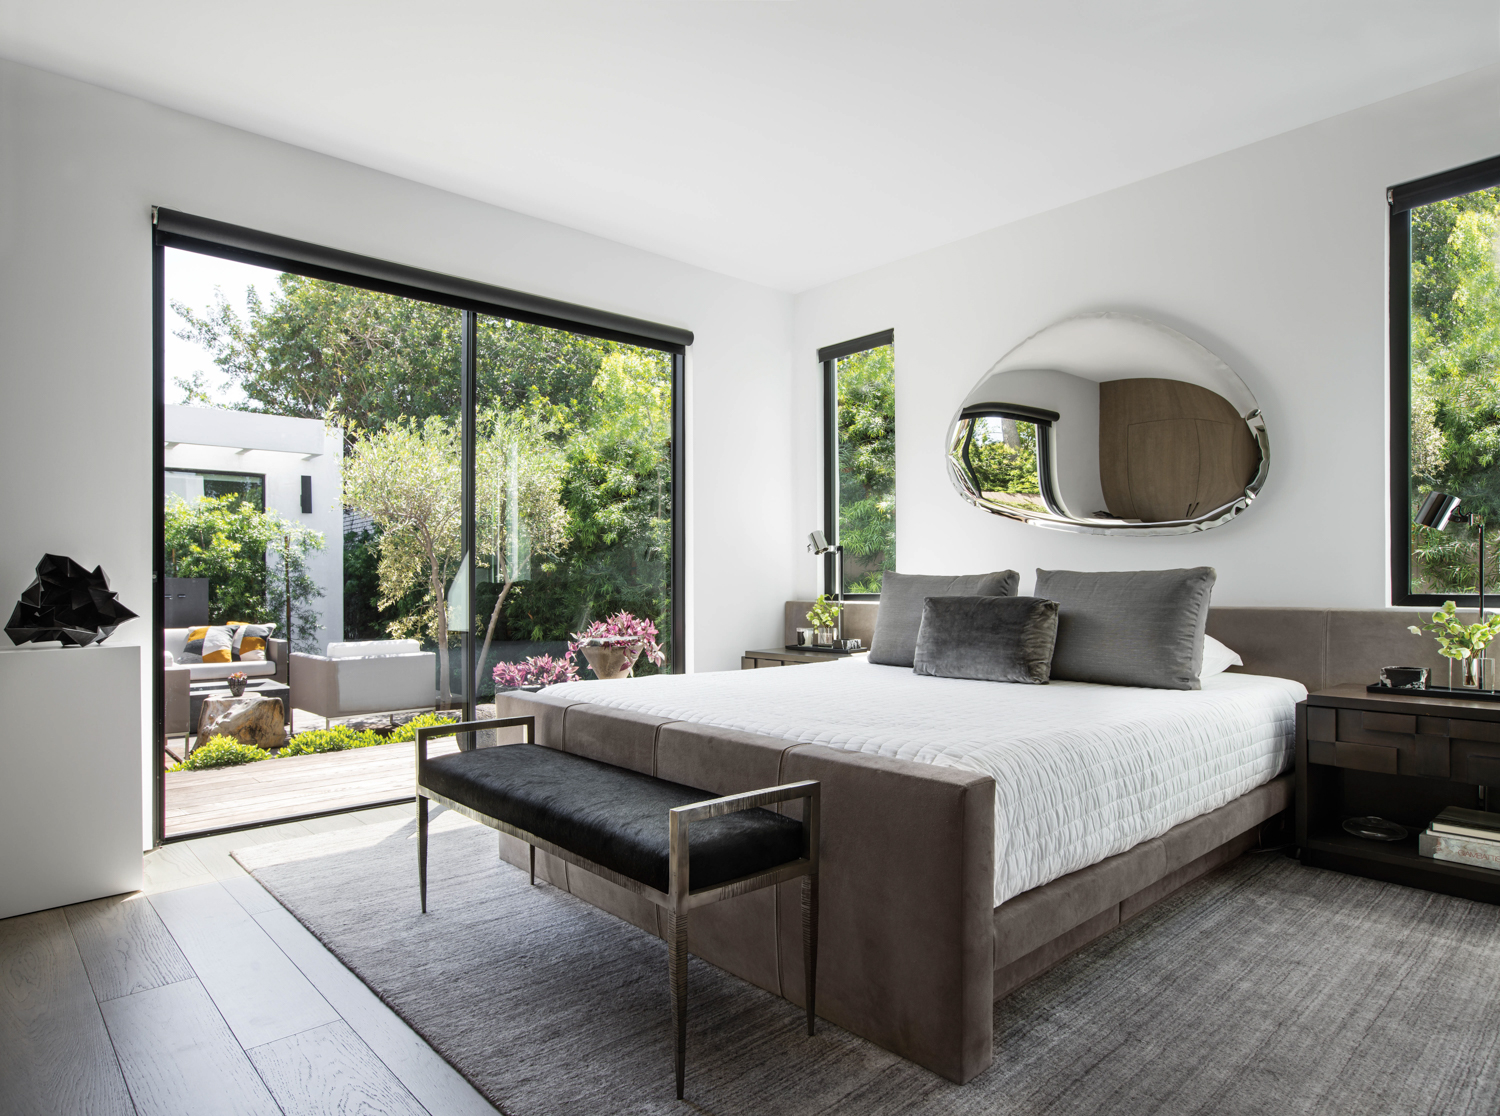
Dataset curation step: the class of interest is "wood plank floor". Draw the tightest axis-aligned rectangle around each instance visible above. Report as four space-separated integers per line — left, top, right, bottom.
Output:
164 738 461 837
0 805 498 1116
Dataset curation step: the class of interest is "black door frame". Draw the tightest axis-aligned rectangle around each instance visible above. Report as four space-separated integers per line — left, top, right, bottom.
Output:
151 212 689 845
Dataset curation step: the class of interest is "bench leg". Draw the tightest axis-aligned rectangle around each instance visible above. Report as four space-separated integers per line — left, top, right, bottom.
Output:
529 844 536 886
667 906 688 1100
802 874 818 1036
417 794 429 913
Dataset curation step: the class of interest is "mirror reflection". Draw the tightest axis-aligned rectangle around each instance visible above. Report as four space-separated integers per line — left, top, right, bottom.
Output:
947 313 1267 535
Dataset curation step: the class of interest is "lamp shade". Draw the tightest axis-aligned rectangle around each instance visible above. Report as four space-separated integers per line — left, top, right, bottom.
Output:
1416 491 1462 531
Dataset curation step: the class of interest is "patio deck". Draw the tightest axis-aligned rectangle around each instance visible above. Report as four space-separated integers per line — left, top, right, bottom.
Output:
164 735 462 837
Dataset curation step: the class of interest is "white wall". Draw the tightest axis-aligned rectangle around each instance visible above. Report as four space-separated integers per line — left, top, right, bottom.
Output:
0 59 796 850
164 407 344 651
793 65 1500 605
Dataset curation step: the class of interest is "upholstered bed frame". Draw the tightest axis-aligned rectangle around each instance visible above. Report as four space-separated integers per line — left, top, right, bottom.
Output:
489 605 1453 1084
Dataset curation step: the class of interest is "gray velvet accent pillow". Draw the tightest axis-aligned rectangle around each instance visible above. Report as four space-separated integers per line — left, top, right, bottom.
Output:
912 596 1059 684
868 570 1020 667
1034 567 1216 690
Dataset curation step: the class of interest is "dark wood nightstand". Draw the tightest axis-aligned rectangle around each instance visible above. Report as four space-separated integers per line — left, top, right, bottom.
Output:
1298 684 1500 903
741 648 867 669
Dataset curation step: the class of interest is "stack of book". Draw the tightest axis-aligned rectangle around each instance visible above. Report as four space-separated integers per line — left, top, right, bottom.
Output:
1419 807 1500 871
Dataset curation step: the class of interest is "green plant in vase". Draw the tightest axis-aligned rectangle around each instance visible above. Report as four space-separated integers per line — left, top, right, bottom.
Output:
806 594 843 646
1408 601 1500 688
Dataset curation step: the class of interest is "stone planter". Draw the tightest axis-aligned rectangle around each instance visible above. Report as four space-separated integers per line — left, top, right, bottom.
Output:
581 643 640 680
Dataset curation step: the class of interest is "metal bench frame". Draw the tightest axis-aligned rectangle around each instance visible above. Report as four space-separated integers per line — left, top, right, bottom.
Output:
415 716 821 1099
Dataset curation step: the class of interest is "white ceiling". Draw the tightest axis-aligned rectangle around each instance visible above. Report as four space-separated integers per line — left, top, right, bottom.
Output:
1 1 1496 291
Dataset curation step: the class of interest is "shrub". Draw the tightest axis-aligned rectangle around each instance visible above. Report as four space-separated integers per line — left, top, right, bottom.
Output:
283 724 386 755
388 712 461 743
171 735 269 771
493 653 577 689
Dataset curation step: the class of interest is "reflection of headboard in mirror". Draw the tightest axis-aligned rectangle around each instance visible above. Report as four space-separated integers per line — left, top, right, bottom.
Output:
946 312 1268 536
1098 378 1260 522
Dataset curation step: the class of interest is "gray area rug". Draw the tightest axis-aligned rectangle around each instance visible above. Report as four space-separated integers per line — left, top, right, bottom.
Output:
235 813 1500 1116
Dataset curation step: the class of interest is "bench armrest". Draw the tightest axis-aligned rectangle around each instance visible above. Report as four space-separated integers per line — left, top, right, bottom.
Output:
671 780 820 905
415 715 536 780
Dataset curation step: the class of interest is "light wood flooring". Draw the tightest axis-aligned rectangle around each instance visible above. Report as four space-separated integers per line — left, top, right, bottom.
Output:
164 737 461 837
0 804 498 1116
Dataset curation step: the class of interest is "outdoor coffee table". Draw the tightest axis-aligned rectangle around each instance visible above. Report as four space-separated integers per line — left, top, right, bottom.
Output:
190 679 291 735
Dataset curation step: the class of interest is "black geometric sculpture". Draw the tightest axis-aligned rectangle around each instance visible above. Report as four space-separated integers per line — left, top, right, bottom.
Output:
5 553 138 647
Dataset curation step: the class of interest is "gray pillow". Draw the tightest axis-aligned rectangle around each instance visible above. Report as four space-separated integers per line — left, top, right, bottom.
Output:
912 596 1059 684
868 570 1019 667
1034 567 1216 690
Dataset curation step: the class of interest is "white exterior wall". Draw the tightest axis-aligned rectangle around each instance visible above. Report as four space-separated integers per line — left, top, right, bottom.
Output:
792 65 1500 607
164 406 343 651
0 58 796 851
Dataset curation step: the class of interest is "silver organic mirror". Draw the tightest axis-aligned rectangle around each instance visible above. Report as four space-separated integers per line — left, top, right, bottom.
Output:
947 312 1267 535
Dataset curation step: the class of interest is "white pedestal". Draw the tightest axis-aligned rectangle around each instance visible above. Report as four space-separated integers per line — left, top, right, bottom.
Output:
0 644 142 919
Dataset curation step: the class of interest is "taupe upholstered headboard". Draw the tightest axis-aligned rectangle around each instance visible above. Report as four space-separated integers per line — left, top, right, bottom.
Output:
785 601 1464 695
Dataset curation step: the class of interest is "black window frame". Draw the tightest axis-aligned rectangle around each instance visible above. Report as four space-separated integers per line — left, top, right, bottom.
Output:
819 329 895 600
152 209 689 844
1389 154 1500 606
163 467 267 512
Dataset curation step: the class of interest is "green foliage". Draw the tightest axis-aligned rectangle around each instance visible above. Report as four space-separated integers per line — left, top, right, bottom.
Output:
836 346 895 594
806 594 843 629
1407 600 1500 659
387 712 461 743
170 736 269 771
282 725 386 755
175 275 674 675
1408 190 1500 594
967 419 1041 497
163 493 325 650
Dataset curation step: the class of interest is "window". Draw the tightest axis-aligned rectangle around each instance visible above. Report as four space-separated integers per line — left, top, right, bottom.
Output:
153 209 687 842
820 331 895 597
1391 155 1500 604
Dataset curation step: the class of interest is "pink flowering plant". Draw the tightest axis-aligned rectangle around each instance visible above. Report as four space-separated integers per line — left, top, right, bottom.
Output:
568 611 666 669
492 652 579 689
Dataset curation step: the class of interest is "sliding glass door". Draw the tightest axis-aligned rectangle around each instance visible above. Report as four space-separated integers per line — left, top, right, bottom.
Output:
154 219 683 842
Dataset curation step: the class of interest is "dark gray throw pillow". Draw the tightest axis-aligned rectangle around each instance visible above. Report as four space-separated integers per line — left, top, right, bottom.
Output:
912 596 1059 684
1034 567 1216 690
868 570 1020 667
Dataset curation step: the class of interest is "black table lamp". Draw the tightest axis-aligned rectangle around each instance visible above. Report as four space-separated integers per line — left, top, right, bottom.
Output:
807 530 844 641
1415 491 1486 620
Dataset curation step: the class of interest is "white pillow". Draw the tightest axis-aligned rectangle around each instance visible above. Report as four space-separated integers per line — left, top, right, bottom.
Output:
1201 634 1243 678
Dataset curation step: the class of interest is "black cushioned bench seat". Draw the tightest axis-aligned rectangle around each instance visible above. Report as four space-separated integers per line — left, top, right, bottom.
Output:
423 743 804 893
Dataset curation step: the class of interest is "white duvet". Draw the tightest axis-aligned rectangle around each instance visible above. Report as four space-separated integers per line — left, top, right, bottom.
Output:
546 663 1308 906
543 660 1304 906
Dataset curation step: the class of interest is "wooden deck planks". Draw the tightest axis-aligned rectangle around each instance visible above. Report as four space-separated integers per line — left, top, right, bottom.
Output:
0 908 136 1116
165 738 460 837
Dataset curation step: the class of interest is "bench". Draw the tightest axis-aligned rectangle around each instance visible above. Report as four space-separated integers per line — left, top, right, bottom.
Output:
414 716 822 1099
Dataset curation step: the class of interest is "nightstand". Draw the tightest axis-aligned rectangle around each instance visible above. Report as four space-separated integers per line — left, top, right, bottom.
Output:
1298 684 1500 903
741 647 867 669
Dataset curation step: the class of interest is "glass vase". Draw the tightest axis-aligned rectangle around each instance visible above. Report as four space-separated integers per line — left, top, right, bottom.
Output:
1452 656 1495 690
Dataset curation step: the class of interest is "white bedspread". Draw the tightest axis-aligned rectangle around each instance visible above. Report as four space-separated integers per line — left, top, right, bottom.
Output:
543 660 1305 906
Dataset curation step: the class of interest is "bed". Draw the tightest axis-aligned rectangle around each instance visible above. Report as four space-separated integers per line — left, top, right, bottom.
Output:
488 605 1440 1083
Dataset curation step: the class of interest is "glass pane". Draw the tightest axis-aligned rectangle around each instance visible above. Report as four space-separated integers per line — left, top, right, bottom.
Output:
1408 187 1500 595
835 344 895 595
965 417 1045 515
473 316 673 696
163 247 462 835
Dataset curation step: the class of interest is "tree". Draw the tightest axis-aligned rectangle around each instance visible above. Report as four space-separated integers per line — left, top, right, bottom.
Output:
163 494 325 650
342 416 463 705
1409 189 1500 593
967 419 1041 501
836 346 895 594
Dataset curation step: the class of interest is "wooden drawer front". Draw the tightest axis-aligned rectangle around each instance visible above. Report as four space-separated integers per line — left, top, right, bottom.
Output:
1308 739 1337 767
1307 707 1336 743
1413 733 1452 779
1333 740 1399 774
1361 711 1416 735
1449 718 1500 744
